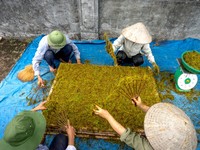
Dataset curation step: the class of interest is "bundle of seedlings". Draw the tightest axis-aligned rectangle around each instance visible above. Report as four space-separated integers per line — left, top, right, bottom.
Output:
103 33 118 66
17 65 34 82
26 80 50 105
116 75 149 105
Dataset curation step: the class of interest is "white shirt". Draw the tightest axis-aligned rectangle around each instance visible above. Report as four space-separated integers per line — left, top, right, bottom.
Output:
32 35 80 76
112 35 155 64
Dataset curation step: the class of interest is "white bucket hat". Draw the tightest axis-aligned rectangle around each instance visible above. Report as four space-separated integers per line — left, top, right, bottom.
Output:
122 22 152 44
144 103 197 150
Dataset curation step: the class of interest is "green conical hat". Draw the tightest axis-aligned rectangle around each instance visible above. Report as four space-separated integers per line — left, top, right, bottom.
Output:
47 30 66 50
0 111 46 150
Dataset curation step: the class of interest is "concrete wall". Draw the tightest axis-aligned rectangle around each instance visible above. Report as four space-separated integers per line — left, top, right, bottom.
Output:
99 0 200 40
0 0 200 40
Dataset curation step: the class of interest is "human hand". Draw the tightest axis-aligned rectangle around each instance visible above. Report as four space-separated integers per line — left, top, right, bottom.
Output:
132 96 149 112
77 59 82 64
32 101 47 111
152 62 160 75
37 75 45 87
93 105 110 119
65 120 76 145
49 66 57 73
131 96 142 107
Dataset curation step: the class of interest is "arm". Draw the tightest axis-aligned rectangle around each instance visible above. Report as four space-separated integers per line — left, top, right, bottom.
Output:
120 128 153 150
93 105 126 135
31 101 47 112
65 35 81 64
94 105 153 150
141 44 160 74
65 120 76 150
132 97 149 113
69 42 81 64
112 35 125 53
32 36 49 86
141 44 155 64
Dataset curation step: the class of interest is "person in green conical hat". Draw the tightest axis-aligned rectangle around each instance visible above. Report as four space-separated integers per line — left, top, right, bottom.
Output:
32 30 81 87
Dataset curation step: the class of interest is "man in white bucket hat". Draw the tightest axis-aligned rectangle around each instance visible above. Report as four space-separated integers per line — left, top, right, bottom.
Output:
112 22 159 73
94 96 197 150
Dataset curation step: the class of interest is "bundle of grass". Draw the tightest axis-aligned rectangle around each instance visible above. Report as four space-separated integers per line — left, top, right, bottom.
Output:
48 107 69 132
26 80 50 105
103 33 118 66
116 76 149 105
44 63 160 138
17 65 34 82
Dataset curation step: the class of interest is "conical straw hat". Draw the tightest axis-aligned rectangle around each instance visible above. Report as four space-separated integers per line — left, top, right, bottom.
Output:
144 103 197 150
122 22 152 44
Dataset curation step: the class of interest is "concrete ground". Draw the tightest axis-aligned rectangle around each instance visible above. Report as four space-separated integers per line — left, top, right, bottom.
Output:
0 38 28 82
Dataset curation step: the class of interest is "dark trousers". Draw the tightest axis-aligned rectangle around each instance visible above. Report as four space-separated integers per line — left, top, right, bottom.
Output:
49 134 68 150
44 44 73 69
116 51 144 66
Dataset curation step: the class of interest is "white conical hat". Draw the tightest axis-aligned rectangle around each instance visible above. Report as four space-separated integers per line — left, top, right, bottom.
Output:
122 22 152 44
144 103 197 150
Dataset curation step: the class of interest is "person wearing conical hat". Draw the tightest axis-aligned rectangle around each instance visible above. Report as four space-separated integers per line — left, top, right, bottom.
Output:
112 22 159 72
94 97 197 150
32 30 81 87
0 101 77 150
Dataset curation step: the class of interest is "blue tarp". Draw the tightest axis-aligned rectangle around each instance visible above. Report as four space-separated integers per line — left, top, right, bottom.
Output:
0 35 200 149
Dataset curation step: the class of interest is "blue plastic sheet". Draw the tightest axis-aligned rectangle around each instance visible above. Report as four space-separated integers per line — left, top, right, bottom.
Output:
0 35 200 149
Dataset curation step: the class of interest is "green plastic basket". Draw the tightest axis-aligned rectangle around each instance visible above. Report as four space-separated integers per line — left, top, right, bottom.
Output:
181 51 200 74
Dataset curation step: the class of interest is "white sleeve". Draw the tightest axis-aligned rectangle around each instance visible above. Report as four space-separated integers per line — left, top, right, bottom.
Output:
65 35 80 60
112 35 125 52
142 44 155 64
69 43 80 60
32 36 49 76
65 145 76 150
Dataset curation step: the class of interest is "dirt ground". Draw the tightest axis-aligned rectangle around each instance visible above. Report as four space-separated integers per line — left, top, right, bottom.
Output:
0 38 30 82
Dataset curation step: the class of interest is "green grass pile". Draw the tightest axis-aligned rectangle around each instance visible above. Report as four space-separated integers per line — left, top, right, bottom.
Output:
43 63 160 134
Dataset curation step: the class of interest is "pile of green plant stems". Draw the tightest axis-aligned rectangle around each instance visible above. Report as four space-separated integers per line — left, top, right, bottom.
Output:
43 63 160 134
184 50 200 70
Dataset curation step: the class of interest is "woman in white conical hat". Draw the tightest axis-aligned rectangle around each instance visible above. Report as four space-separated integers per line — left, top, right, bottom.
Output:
94 96 197 150
112 22 159 73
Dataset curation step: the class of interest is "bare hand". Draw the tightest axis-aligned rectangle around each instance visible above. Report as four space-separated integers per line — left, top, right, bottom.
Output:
37 76 45 87
65 120 76 143
77 59 82 64
93 105 110 119
49 66 57 73
131 96 142 107
152 62 160 75
32 101 47 111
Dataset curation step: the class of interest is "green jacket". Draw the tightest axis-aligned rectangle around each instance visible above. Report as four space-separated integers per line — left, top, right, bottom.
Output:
120 128 153 150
